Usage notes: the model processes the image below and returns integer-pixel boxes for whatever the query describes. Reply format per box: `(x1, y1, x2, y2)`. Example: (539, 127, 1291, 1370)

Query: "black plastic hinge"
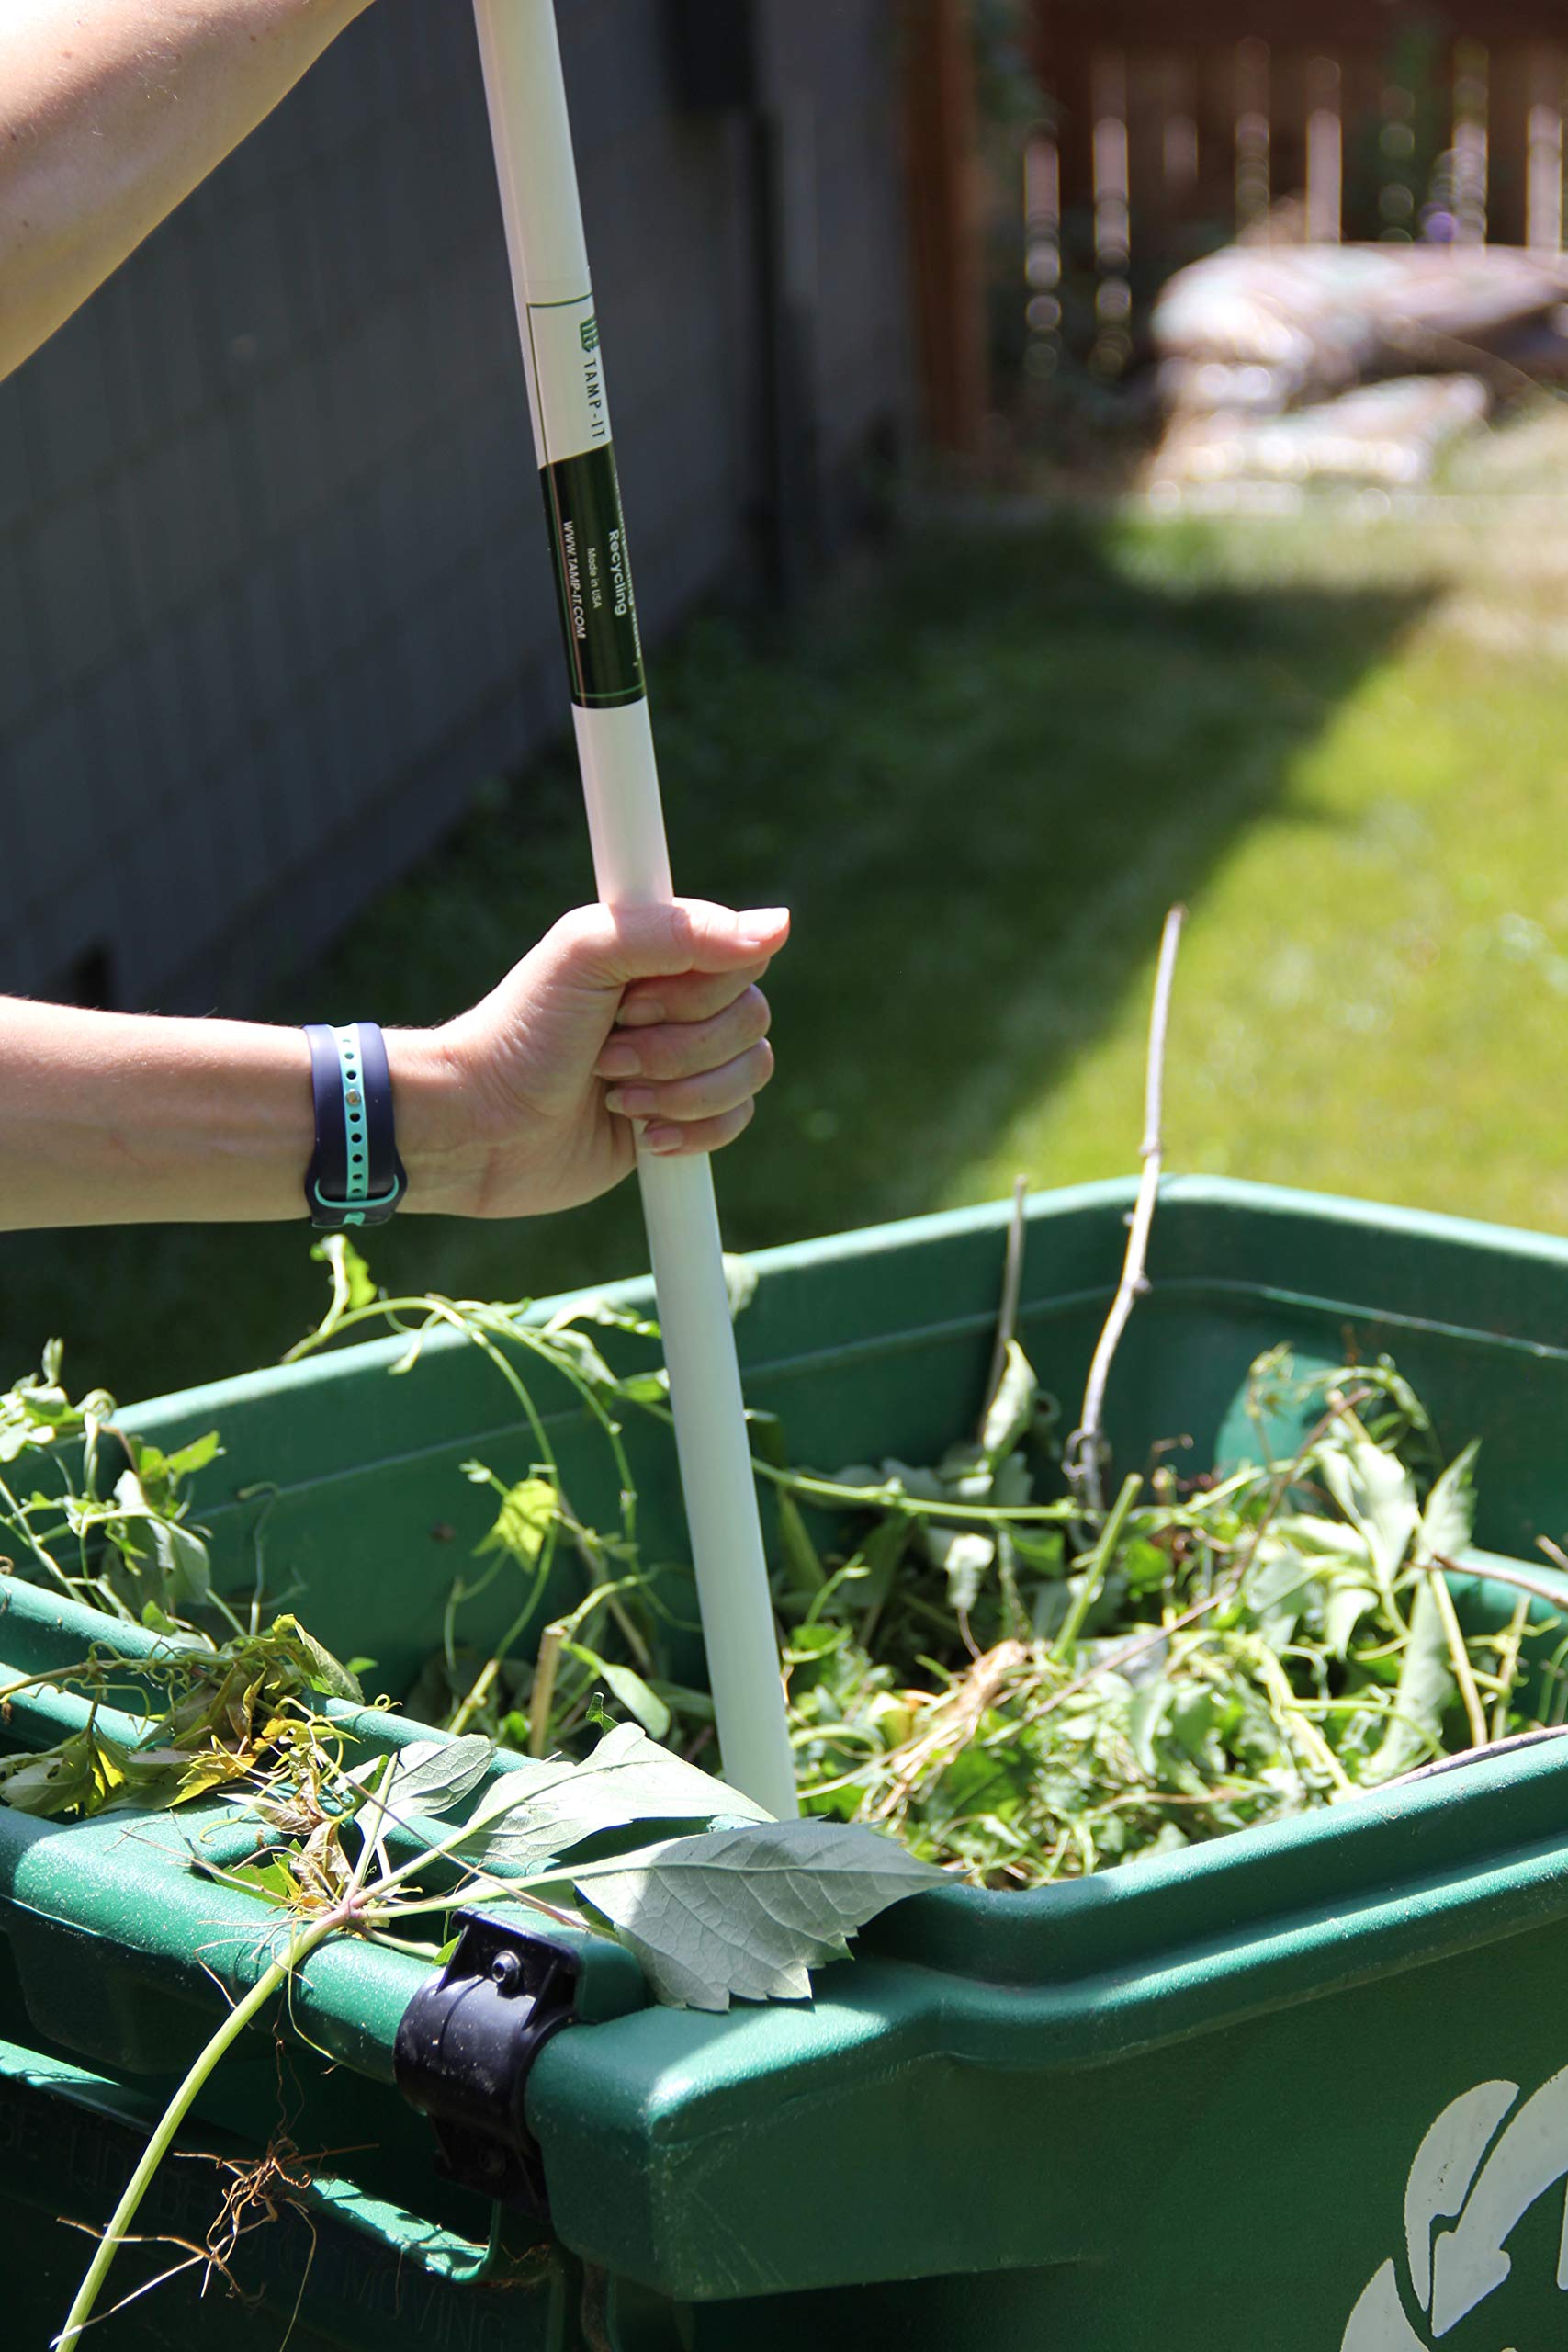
(393, 1913, 583, 2217)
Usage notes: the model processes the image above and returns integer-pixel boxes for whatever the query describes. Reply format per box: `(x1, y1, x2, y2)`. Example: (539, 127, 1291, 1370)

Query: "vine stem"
(55, 1908, 342, 2349)
(1053, 1474, 1143, 1652)
(1066, 904, 1186, 1517)
(1426, 1563, 1489, 1749)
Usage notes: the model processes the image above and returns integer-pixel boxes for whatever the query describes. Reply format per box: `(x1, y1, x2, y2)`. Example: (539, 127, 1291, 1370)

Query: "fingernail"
(605, 1086, 656, 1118)
(596, 1039, 641, 1079)
(642, 1125, 684, 1154)
(738, 907, 788, 947)
(617, 999, 664, 1028)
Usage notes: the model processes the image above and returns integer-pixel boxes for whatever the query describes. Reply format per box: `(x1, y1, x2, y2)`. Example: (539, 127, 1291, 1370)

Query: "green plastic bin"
(6, 1175, 1568, 2351)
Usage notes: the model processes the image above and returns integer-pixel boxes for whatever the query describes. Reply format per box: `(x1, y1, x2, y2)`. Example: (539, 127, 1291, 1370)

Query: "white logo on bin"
(1342, 2065, 1568, 2346)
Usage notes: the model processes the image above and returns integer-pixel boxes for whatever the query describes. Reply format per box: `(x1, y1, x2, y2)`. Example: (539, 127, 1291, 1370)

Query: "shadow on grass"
(0, 511, 1433, 1403)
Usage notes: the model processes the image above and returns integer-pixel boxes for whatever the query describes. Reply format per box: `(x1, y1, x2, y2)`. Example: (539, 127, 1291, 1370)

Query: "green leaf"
(927, 1528, 994, 1614)
(746, 1411, 789, 1470)
(0, 1726, 128, 1818)
(537, 1325, 616, 1391)
(749, 1416, 826, 1593)
(988, 1453, 1034, 1511)
(1245, 1546, 1317, 1648)
(0, 1349, 113, 1462)
(1271, 1512, 1374, 1560)
(476, 1476, 558, 1566)
(546, 1297, 661, 1341)
(462, 1722, 769, 1868)
(1121, 1535, 1169, 1597)
(0, 1743, 100, 1817)
(1324, 1577, 1378, 1659)
(1365, 1578, 1453, 1782)
(883, 1460, 947, 1505)
(1414, 1441, 1479, 1567)
(106, 1469, 215, 1608)
(382, 1735, 495, 1817)
(981, 1341, 1037, 1464)
(267, 1615, 363, 1702)
(223, 1853, 299, 1905)
(564, 1816, 946, 2009)
(776, 1491, 826, 1593)
(310, 1233, 377, 1327)
(1127, 1679, 1170, 1777)
(565, 1647, 671, 1740)
(852, 1510, 910, 1623)
(159, 1430, 223, 1483)
(1319, 1423, 1417, 1589)
(149, 1516, 213, 1607)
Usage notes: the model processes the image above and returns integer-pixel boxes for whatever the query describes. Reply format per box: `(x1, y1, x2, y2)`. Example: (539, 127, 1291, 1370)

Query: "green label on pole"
(540, 442, 645, 710)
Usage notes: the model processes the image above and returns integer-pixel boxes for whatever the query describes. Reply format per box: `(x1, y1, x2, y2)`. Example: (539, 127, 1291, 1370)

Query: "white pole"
(471, 0, 797, 1819)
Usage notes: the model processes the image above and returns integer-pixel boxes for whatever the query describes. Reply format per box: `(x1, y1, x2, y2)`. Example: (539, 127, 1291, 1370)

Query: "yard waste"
(6, 1180, 1568, 2346)
(1150, 241, 1568, 491)
(1154, 243, 1568, 413)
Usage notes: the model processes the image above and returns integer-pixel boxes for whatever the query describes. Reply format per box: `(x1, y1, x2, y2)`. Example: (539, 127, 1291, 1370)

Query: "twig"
(528, 1624, 565, 1756)
(982, 1176, 1030, 1429)
(1066, 905, 1186, 1515)
(1491, 1594, 1531, 1743)
(1435, 1551, 1568, 1618)
(1427, 1564, 1489, 1750)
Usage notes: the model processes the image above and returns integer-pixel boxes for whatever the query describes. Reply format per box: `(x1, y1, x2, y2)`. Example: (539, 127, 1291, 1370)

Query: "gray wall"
(0, 0, 909, 1012)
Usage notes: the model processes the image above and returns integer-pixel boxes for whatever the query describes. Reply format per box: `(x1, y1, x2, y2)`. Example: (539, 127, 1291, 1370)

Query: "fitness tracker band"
(302, 1022, 407, 1229)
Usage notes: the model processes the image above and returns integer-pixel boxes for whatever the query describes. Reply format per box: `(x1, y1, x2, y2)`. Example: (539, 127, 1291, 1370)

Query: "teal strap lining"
(312, 1025, 402, 1227)
(302, 1019, 406, 1229)
(334, 1023, 369, 1210)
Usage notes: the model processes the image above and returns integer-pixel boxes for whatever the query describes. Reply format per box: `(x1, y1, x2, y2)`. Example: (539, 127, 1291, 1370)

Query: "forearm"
(0, 0, 374, 381)
(0, 902, 786, 1232)
(0, 1001, 468, 1228)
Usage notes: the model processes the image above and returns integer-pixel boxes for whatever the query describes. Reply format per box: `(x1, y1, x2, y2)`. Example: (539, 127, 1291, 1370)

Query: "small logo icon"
(580, 315, 600, 353)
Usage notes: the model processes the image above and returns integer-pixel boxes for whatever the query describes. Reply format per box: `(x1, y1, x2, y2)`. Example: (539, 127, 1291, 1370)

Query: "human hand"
(393, 900, 787, 1218)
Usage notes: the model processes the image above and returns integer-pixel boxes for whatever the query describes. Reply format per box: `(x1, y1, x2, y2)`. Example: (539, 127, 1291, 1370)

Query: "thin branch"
(1067, 904, 1186, 1515)
(982, 1175, 1030, 1429)
(1436, 1551, 1568, 1618)
(528, 1624, 565, 1756)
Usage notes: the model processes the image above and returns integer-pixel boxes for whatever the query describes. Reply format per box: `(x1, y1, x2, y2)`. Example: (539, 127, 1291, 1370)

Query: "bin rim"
(121, 1172, 1568, 1426)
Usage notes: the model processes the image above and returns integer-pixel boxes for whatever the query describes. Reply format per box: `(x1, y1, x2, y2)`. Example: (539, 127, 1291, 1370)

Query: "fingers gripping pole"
(471, 0, 797, 1819)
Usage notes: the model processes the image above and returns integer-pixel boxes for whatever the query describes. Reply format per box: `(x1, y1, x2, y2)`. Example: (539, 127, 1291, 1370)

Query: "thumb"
(542, 899, 790, 989)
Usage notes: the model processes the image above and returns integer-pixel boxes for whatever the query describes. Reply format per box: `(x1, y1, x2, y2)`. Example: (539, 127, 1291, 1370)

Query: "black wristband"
(302, 1023, 407, 1229)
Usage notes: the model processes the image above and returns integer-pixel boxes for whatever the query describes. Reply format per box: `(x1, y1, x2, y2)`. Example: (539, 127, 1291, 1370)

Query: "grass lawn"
(8, 404, 1568, 1403)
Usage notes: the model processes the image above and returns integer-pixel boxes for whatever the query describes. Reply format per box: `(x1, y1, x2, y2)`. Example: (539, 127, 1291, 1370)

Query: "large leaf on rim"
(460, 1722, 770, 1870)
(564, 1816, 946, 2009)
